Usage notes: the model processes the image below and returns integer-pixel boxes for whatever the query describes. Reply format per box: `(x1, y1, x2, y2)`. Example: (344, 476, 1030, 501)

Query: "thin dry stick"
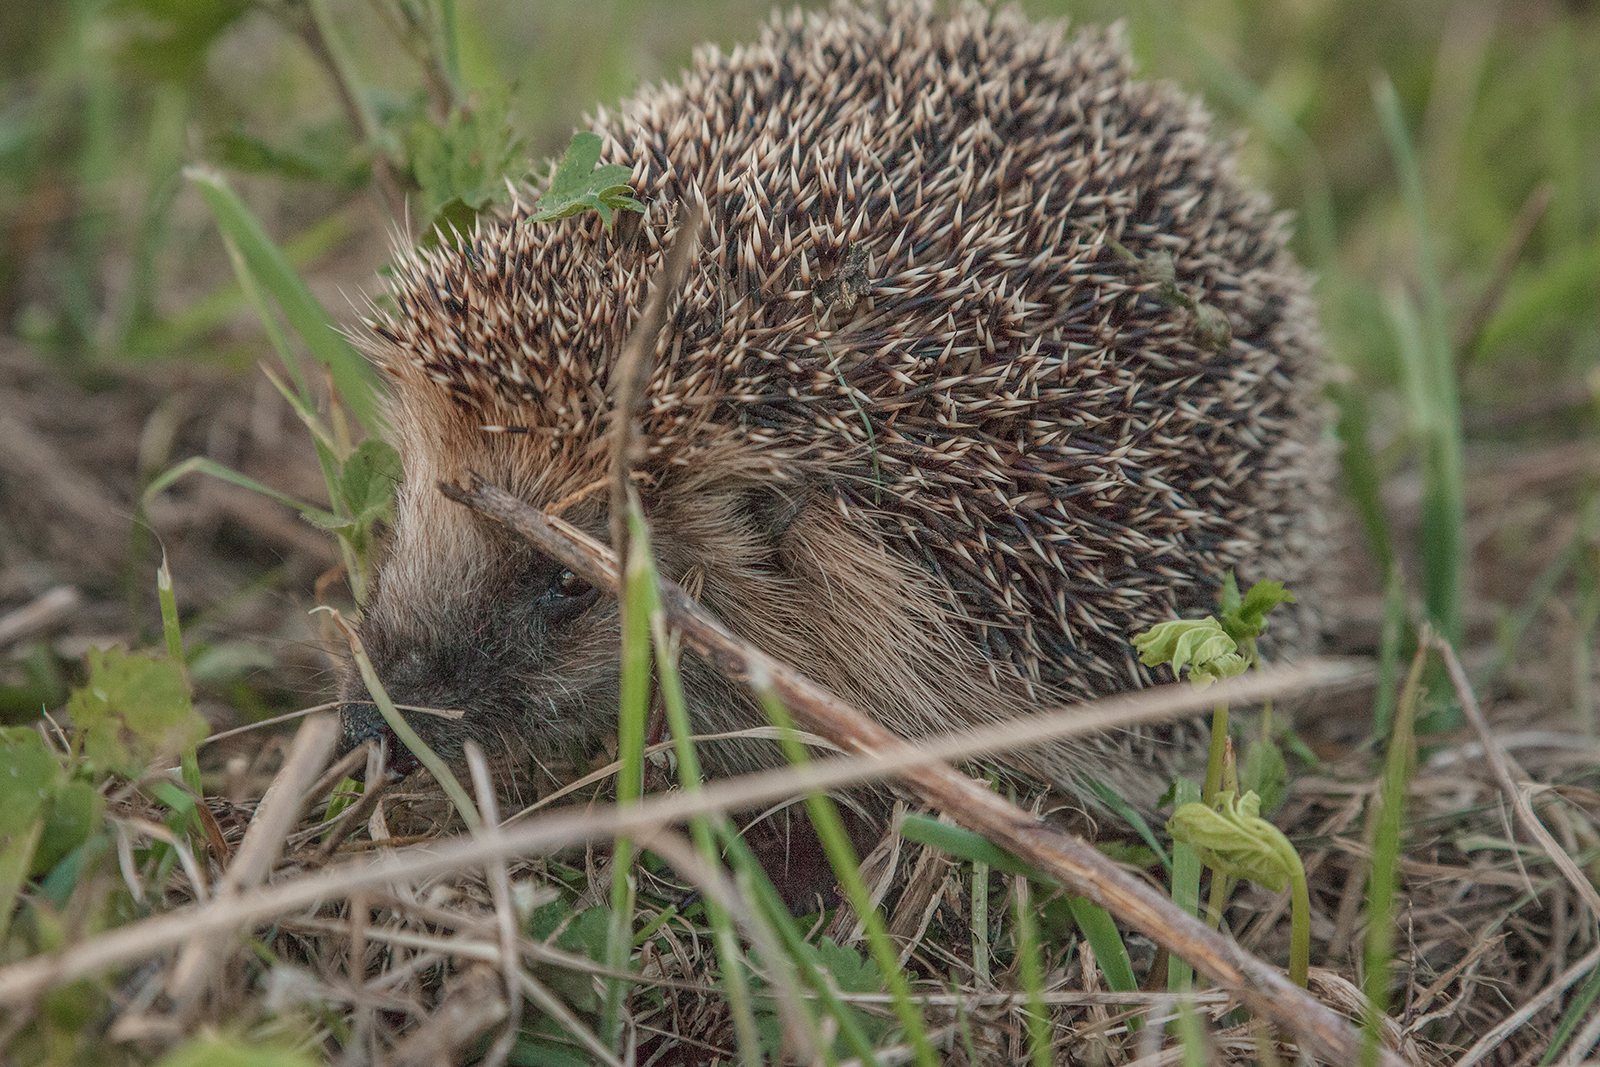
(1453, 944, 1600, 1067)
(1433, 634, 1600, 921)
(166, 711, 341, 1015)
(441, 477, 1399, 1067)
(607, 203, 706, 564)
(466, 742, 522, 1067)
(0, 662, 1354, 1013)
(0, 585, 78, 650)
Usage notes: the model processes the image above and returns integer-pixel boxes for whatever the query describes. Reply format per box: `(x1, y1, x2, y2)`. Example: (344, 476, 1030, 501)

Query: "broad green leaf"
(31, 780, 105, 877)
(1131, 617, 1247, 687)
(336, 439, 402, 524)
(68, 648, 207, 777)
(1219, 579, 1297, 645)
(1167, 790, 1299, 893)
(814, 937, 881, 994)
(530, 132, 645, 229)
(406, 87, 528, 231)
(113, 0, 251, 84)
(1242, 736, 1289, 814)
(546, 132, 603, 197)
(0, 729, 59, 942)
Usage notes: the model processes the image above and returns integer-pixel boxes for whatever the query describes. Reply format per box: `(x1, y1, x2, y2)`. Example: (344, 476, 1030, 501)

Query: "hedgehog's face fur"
(338, 1, 1330, 810)
(338, 424, 1042, 786)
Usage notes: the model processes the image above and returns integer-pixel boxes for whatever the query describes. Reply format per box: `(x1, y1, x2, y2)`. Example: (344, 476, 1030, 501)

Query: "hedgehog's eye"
(553, 568, 591, 599)
(537, 566, 597, 624)
(534, 566, 598, 627)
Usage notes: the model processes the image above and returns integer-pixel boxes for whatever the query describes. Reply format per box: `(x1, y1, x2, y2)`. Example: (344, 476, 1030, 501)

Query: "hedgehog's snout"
(335, 708, 419, 782)
(336, 641, 458, 780)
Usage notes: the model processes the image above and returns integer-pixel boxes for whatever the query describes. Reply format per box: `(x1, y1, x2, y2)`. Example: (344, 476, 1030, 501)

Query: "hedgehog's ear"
(740, 485, 808, 545)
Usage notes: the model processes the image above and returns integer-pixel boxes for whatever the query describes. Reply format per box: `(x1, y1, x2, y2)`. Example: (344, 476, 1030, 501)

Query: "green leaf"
(0, 729, 59, 941)
(1218, 578, 1298, 645)
(1242, 736, 1289, 814)
(546, 132, 603, 197)
(1088, 780, 1170, 870)
(815, 937, 881, 994)
(336, 439, 402, 524)
(406, 87, 529, 232)
(1166, 777, 1203, 992)
(1064, 897, 1139, 994)
(1218, 572, 1243, 622)
(67, 647, 207, 777)
(900, 813, 1047, 880)
(1166, 791, 1300, 894)
(113, 0, 251, 84)
(32, 780, 105, 877)
(186, 167, 383, 434)
(530, 132, 645, 229)
(1131, 617, 1247, 687)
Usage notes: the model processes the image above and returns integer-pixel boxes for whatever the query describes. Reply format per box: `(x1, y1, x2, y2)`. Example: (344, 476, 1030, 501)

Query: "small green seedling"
(1168, 790, 1310, 986)
(1132, 575, 1309, 986)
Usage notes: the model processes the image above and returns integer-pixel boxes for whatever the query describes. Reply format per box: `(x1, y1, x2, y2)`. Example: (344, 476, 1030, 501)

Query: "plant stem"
(1203, 702, 1229, 801)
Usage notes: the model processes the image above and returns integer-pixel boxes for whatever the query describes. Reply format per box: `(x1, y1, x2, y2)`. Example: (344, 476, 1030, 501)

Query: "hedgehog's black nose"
(337, 705, 421, 781)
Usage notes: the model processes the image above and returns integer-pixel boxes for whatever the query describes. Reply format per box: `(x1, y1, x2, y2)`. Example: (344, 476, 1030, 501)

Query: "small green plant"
(1132, 575, 1310, 986)
(1169, 790, 1311, 987)
(0, 569, 211, 1060)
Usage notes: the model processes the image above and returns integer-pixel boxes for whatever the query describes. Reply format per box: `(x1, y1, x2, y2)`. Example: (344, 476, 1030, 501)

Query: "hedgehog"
(338, 0, 1329, 815)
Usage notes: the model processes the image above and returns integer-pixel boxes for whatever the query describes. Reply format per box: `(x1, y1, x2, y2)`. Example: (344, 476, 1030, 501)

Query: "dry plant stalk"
(1435, 633, 1600, 920)
(439, 475, 1396, 1066)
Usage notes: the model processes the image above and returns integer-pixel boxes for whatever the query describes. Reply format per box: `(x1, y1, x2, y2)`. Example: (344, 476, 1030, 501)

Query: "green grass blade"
(600, 526, 654, 1045)
(1065, 898, 1138, 992)
(628, 508, 762, 1064)
(156, 552, 184, 666)
(1363, 639, 1425, 1066)
(1167, 777, 1202, 992)
(756, 685, 937, 1067)
(1089, 780, 1170, 871)
(186, 166, 383, 434)
(327, 609, 482, 832)
(1370, 564, 1407, 739)
(1374, 77, 1466, 652)
(142, 456, 335, 526)
(1015, 880, 1053, 1067)
(1538, 959, 1600, 1066)
(713, 830, 866, 1065)
(899, 813, 1045, 879)
(156, 553, 202, 798)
